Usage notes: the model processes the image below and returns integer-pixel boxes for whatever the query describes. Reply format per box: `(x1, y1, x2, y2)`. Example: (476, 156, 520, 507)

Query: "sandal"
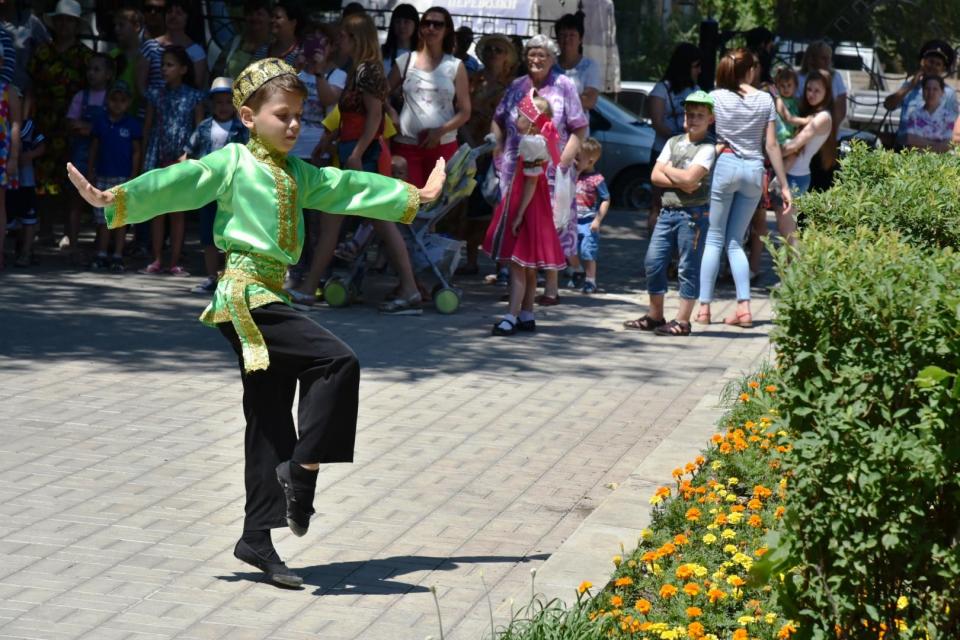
(695, 309, 711, 325)
(622, 315, 666, 331)
(285, 288, 316, 306)
(654, 320, 692, 336)
(724, 311, 753, 328)
(491, 317, 517, 336)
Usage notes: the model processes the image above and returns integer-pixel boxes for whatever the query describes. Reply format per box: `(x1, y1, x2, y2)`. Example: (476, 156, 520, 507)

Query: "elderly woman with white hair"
(491, 34, 588, 305)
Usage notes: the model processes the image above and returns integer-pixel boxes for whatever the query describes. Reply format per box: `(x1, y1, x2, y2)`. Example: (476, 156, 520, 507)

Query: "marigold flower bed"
(499, 372, 796, 640)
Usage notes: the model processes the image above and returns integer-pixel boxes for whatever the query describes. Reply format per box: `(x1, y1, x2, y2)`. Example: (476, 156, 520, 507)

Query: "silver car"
(590, 95, 656, 209)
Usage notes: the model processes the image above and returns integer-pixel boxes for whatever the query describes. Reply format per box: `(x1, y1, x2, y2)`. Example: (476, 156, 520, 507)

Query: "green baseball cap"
(684, 90, 714, 110)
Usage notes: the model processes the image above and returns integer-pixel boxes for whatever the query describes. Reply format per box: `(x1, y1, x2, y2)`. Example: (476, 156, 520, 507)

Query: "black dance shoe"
(276, 461, 316, 537)
(233, 539, 303, 588)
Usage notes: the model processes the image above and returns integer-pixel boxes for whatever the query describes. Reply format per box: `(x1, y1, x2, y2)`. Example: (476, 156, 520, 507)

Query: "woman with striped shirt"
(697, 48, 792, 329)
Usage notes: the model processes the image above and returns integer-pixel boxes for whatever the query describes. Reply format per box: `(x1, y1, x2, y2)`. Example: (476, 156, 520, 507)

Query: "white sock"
(585, 277, 596, 285)
(497, 313, 517, 330)
(519, 310, 534, 322)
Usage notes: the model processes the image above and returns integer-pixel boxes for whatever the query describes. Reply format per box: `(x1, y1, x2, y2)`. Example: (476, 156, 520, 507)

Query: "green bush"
(769, 227, 960, 638)
(798, 143, 960, 249)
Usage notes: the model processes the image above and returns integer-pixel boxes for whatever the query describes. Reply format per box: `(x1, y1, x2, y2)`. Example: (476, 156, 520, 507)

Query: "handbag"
(553, 165, 576, 231)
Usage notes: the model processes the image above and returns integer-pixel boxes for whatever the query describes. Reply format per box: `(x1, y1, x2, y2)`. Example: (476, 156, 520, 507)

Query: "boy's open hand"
(67, 162, 114, 208)
(418, 157, 445, 203)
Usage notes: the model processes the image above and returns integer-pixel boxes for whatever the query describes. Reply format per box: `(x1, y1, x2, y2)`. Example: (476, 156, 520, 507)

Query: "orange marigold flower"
(655, 486, 671, 499)
(685, 507, 702, 522)
(765, 384, 778, 393)
(659, 542, 677, 556)
(684, 462, 696, 474)
(748, 515, 763, 528)
(610, 595, 623, 607)
(675, 564, 694, 580)
(714, 513, 728, 525)
(778, 622, 798, 639)
(747, 499, 763, 510)
(774, 506, 786, 519)
(707, 587, 727, 603)
(695, 455, 706, 466)
(739, 393, 751, 402)
(744, 420, 756, 429)
(728, 576, 746, 587)
(686, 606, 703, 617)
(688, 621, 706, 639)
(683, 582, 701, 596)
(720, 442, 733, 454)
(730, 504, 746, 513)
(711, 434, 724, 444)
(753, 485, 773, 499)
(747, 380, 760, 389)
(755, 547, 769, 557)
(674, 534, 689, 546)
(659, 584, 678, 599)
(634, 598, 651, 614)
(733, 629, 749, 640)
(578, 580, 593, 594)
(672, 467, 684, 478)
(640, 551, 657, 563)
(614, 576, 633, 587)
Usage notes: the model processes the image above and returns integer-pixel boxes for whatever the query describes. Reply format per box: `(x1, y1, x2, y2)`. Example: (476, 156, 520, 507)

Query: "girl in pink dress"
(483, 90, 566, 336)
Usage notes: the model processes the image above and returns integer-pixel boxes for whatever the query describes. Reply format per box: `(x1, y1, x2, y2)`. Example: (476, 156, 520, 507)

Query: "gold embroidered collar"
(247, 135, 288, 170)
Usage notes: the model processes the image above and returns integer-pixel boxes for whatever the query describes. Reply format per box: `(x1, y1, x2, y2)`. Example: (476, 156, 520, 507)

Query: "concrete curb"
(497, 334, 773, 613)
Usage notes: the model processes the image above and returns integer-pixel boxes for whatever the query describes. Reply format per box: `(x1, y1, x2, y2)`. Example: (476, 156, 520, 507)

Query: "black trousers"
(219, 303, 360, 531)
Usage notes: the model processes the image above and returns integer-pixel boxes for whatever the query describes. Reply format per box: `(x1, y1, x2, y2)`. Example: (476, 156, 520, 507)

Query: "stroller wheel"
(324, 278, 350, 308)
(434, 287, 461, 314)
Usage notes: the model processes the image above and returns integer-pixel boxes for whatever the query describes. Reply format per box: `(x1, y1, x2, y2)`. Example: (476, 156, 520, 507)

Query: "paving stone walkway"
(0, 208, 772, 639)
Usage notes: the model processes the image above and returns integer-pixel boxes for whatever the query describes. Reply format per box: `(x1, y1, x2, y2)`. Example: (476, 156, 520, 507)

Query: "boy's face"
(107, 91, 131, 117)
(577, 149, 600, 173)
(240, 90, 303, 153)
(211, 92, 235, 122)
(114, 17, 139, 44)
(684, 105, 714, 137)
(777, 76, 796, 98)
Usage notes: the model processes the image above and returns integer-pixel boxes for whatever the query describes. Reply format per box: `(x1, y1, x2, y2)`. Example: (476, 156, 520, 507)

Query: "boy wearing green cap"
(624, 90, 716, 336)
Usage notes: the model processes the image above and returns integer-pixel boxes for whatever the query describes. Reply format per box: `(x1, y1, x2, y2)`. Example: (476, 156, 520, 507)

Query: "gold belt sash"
(222, 251, 288, 373)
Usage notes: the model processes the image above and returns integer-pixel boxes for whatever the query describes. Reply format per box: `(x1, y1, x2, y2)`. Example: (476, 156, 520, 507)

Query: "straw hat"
(476, 33, 518, 69)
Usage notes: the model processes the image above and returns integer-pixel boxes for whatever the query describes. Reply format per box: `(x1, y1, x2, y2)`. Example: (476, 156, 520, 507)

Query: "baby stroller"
(322, 137, 496, 314)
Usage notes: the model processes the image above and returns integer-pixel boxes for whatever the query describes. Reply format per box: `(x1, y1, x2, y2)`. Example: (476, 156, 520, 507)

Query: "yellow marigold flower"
(707, 523, 719, 530)
(614, 576, 633, 587)
(610, 595, 623, 607)
(688, 621, 706, 639)
(686, 606, 703, 617)
(765, 612, 777, 624)
(727, 575, 746, 587)
(728, 477, 739, 486)
(721, 528, 737, 539)
(691, 564, 708, 577)
(777, 622, 798, 638)
(578, 580, 593, 594)
(659, 583, 678, 599)
(612, 555, 622, 567)
(686, 507, 702, 521)
(739, 393, 751, 402)
(683, 582, 701, 596)
(747, 380, 760, 389)
(660, 631, 679, 640)
(635, 598, 652, 614)
(733, 629, 749, 640)
(897, 596, 908, 610)
(725, 493, 738, 502)
(738, 615, 756, 624)
(703, 533, 717, 545)
(744, 420, 756, 429)
(711, 460, 722, 470)
(728, 512, 744, 524)
(732, 553, 754, 570)
(641, 528, 653, 540)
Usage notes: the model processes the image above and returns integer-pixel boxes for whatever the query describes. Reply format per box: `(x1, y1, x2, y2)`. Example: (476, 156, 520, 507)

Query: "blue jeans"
(787, 173, 811, 197)
(699, 153, 765, 303)
(644, 206, 709, 299)
(577, 219, 600, 261)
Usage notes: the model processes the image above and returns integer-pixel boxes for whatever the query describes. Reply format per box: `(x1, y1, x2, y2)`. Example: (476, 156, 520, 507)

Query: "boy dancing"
(67, 59, 445, 587)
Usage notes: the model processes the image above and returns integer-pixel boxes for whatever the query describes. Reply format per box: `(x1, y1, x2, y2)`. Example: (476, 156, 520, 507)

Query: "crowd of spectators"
(2, 1, 959, 331)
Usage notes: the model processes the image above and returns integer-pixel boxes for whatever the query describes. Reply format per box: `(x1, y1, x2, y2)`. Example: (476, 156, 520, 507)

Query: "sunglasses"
(421, 19, 445, 30)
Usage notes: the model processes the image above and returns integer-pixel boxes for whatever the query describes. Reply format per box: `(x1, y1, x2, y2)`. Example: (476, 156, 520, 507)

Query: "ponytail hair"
(715, 48, 757, 94)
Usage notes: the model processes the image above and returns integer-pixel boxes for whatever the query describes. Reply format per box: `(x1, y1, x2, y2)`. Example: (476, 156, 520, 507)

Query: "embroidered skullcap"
(232, 58, 298, 111)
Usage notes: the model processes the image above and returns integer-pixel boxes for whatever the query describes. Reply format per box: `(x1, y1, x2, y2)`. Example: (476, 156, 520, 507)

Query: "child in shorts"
(572, 138, 610, 294)
(625, 90, 716, 336)
(183, 77, 249, 293)
(8, 117, 44, 267)
(89, 80, 142, 271)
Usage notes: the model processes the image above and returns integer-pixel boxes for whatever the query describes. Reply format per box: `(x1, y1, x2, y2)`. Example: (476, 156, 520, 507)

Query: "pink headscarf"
(518, 89, 561, 166)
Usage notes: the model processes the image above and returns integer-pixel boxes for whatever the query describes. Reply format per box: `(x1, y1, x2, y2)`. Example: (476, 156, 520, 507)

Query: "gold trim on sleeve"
(400, 183, 420, 224)
(109, 185, 128, 228)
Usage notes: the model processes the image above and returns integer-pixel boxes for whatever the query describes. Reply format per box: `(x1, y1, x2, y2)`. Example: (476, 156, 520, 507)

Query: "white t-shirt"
(397, 51, 461, 145)
(787, 111, 832, 177)
(649, 81, 699, 150)
(555, 56, 601, 97)
(210, 118, 230, 150)
(291, 67, 347, 159)
(384, 47, 411, 76)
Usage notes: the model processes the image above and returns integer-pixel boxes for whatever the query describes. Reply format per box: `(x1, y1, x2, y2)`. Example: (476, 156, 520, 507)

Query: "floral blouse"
(144, 84, 205, 169)
(338, 61, 388, 142)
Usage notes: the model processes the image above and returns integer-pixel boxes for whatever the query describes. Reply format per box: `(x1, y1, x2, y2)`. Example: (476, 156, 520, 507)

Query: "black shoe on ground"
(517, 319, 536, 332)
(275, 461, 315, 537)
(233, 539, 303, 588)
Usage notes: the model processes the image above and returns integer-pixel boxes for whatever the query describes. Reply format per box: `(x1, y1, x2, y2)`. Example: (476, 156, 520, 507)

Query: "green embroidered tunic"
(104, 137, 420, 372)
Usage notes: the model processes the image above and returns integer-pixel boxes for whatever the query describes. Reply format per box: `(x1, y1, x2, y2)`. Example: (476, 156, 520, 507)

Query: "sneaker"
(581, 281, 598, 294)
(90, 255, 109, 270)
(109, 257, 126, 273)
(168, 265, 190, 277)
(191, 276, 218, 294)
(138, 260, 164, 275)
(379, 293, 422, 315)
